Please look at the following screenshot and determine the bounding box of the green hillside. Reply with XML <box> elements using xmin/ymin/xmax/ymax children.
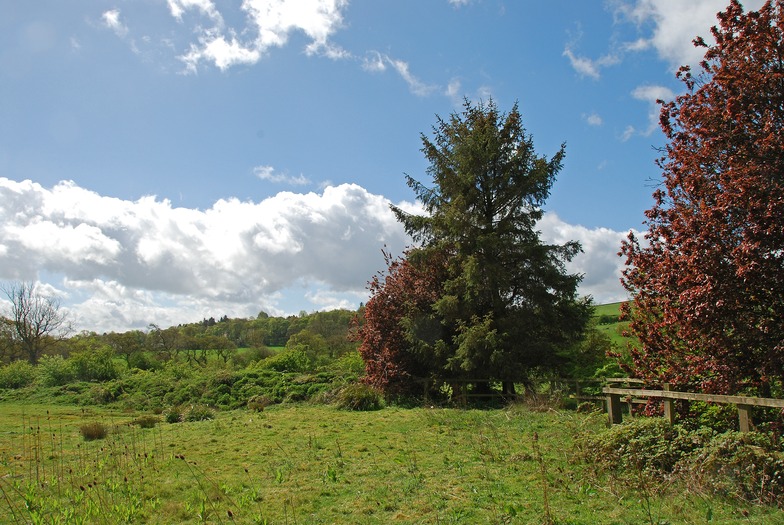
<box><xmin>592</xmin><ymin>301</ymin><xmax>638</xmax><ymax>351</ymax></box>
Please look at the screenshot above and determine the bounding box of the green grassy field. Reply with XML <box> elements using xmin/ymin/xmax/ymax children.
<box><xmin>1</xmin><ymin>402</ymin><xmax>781</xmax><ymax>524</ymax></box>
<box><xmin>592</xmin><ymin>301</ymin><xmax>638</xmax><ymax>352</ymax></box>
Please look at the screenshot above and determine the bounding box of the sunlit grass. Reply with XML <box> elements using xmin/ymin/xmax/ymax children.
<box><xmin>1</xmin><ymin>403</ymin><xmax>781</xmax><ymax>524</ymax></box>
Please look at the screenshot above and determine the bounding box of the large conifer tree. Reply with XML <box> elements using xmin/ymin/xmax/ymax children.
<box><xmin>377</xmin><ymin>99</ymin><xmax>591</xmax><ymax>393</ymax></box>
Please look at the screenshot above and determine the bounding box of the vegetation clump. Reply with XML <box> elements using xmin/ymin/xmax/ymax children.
<box><xmin>79</xmin><ymin>421</ymin><xmax>108</xmax><ymax>441</ymax></box>
<box><xmin>581</xmin><ymin>418</ymin><xmax>784</xmax><ymax>507</ymax></box>
<box><xmin>334</xmin><ymin>383</ymin><xmax>384</xmax><ymax>411</ymax></box>
<box><xmin>131</xmin><ymin>414</ymin><xmax>159</xmax><ymax>428</ymax></box>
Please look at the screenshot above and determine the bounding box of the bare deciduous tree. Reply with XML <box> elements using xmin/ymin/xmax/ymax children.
<box><xmin>1</xmin><ymin>281</ymin><xmax>70</xmax><ymax>364</ymax></box>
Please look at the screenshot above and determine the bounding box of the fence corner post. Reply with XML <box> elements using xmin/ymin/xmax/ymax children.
<box><xmin>738</xmin><ymin>404</ymin><xmax>752</xmax><ymax>432</ymax></box>
<box><xmin>607</xmin><ymin>393</ymin><xmax>623</xmax><ymax>425</ymax></box>
<box><xmin>662</xmin><ymin>383</ymin><xmax>675</xmax><ymax>424</ymax></box>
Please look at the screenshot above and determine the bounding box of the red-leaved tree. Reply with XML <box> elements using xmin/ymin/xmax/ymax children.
<box><xmin>621</xmin><ymin>0</ymin><xmax>784</xmax><ymax>395</ymax></box>
<box><xmin>354</xmin><ymin>248</ymin><xmax>449</xmax><ymax>396</ymax></box>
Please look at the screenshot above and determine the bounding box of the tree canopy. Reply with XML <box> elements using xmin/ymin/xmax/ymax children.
<box><xmin>359</xmin><ymin>99</ymin><xmax>591</xmax><ymax>395</ymax></box>
<box><xmin>620</xmin><ymin>0</ymin><xmax>784</xmax><ymax>395</ymax></box>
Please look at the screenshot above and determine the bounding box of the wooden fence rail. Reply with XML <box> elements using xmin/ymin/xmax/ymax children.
<box><xmin>602</xmin><ymin>383</ymin><xmax>784</xmax><ymax>432</ymax></box>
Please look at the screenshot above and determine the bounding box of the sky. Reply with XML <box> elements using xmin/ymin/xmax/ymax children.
<box><xmin>0</xmin><ymin>0</ymin><xmax>766</xmax><ymax>333</ymax></box>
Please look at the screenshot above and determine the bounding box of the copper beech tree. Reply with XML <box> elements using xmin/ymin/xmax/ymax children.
<box><xmin>621</xmin><ymin>0</ymin><xmax>784</xmax><ymax>395</ymax></box>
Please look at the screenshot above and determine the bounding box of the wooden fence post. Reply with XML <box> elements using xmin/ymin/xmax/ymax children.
<box><xmin>607</xmin><ymin>393</ymin><xmax>623</xmax><ymax>425</ymax></box>
<box><xmin>737</xmin><ymin>404</ymin><xmax>752</xmax><ymax>432</ymax></box>
<box><xmin>662</xmin><ymin>383</ymin><xmax>675</xmax><ymax>424</ymax></box>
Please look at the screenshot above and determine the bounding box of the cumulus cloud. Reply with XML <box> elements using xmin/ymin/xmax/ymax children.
<box><xmin>613</xmin><ymin>0</ymin><xmax>766</xmax><ymax>70</ymax></box>
<box><xmin>0</xmin><ymin>178</ymin><xmax>629</xmax><ymax>331</ymax></box>
<box><xmin>0</xmin><ymin>178</ymin><xmax>409</xmax><ymax>331</ymax></box>
<box><xmin>174</xmin><ymin>0</ymin><xmax>349</xmax><ymax>72</ymax></box>
<box><xmin>538</xmin><ymin>212</ymin><xmax>633</xmax><ymax>304</ymax></box>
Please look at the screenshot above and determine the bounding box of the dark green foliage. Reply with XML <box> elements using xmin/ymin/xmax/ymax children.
<box><xmin>364</xmin><ymin>99</ymin><xmax>592</xmax><ymax>395</ymax></box>
<box><xmin>0</xmin><ymin>307</ymin><xmax>370</xmax><ymax>415</ymax></box>
<box><xmin>79</xmin><ymin>422</ymin><xmax>108</xmax><ymax>441</ymax></box>
<box><xmin>334</xmin><ymin>383</ymin><xmax>384</xmax><ymax>411</ymax></box>
<box><xmin>164</xmin><ymin>406</ymin><xmax>183</xmax><ymax>424</ymax></box>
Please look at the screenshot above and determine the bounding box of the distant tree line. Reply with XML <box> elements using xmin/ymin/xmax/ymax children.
<box><xmin>0</xmin><ymin>282</ymin><xmax>359</xmax><ymax>370</ymax></box>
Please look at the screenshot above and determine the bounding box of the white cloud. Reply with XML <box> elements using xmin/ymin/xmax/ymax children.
<box><xmin>449</xmin><ymin>0</ymin><xmax>471</xmax><ymax>6</ymax></box>
<box><xmin>0</xmin><ymin>178</ymin><xmax>630</xmax><ymax>331</ymax></box>
<box><xmin>631</xmin><ymin>84</ymin><xmax>674</xmax><ymax>135</ymax></box>
<box><xmin>363</xmin><ymin>52</ymin><xmax>436</xmax><ymax>96</ymax></box>
<box><xmin>174</xmin><ymin>0</ymin><xmax>349</xmax><ymax>72</ymax></box>
<box><xmin>620</xmin><ymin>125</ymin><xmax>636</xmax><ymax>142</ymax></box>
<box><xmin>538</xmin><ymin>212</ymin><xmax>633</xmax><ymax>304</ymax></box>
<box><xmin>0</xmin><ymin>178</ymin><xmax>409</xmax><ymax>331</ymax></box>
<box><xmin>584</xmin><ymin>113</ymin><xmax>603</xmax><ymax>126</ymax></box>
<box><xmin>562</xmin><ymin>45</ymin><xmax>619</xmax><ymax>79</ymax></box>
<box><xmin>102</xmin><ymin>9</ymin><xmax>128</xmax><ymax>38</ymax></box>
<box><xmin>613</xmin><ymin>0</ymin><xmax>766</xmax><ymax>70</ymax></box>
<box><xmin>167</xmin><ymin>0</ymin><xmax>223</xmax><ymax>23</ymax></box>
<box><xmin>362</xmin><ymin>51</ymin><xmax>387</xmax><ymax>72</ymax></box>
<box><xmin>254</xmin><ymin>165</ymin><xmax>311</xmax><ymax>186</ymax></box>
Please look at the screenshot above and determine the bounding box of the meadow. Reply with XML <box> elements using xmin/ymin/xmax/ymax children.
<box><xmin>2</xmin><ymin>402</ymin><xmax>782</xmax><ymax>525</ymax></box>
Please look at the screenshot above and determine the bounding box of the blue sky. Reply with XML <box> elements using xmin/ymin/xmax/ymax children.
<box><xmin>0</xmin><ymin>0</ymin><xmax>764</xmax><ymax>332</ymax></box>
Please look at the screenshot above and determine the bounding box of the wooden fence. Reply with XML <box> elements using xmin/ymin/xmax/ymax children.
<box><xmin>602</xmin><ymin>380</ymin><xmax>784</xmax><ymax>432</ymax></box>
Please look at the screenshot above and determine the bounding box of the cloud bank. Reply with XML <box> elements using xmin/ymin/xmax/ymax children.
<box><xmin>0</xmin><ymin>178</ymin><xmax>630</xmax><ymax>332</ymax></box>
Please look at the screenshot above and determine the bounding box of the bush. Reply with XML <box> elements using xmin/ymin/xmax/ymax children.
<box><xmin>0</xmin><ymin>360</ymin><xmax>37</xmax><ymax>389</ymax></box>
<box><xmin>256</xmin><ymin>349</ymin><xmax>311</xmax><ymax>373</ymax></box>
<box><xmin>80</xmin><ymin>422</ymin><xmax>108</xmax><ymax>441</ymax></box>
<box><xmin>37</xmin><ymin>355</ymin><xmax>76</xmax><ymax>387</ymax></box>
<box><xmin>183</xmin><ymin>404</ymin><xmax>215</xmax><ymax>422</ymax></box>
<box><xmin>581</xmin><ymin>418</ymin><xmax>708</xmax><ymax>477</ymax></box>
<box><xmin>164</xmin><ymin>406</ymin><xmax>183</xmax><ymax>424</ymax></box>
<box><xmin>684</xmin><ymin>431</ymin><xmax>784</xmax><ymax>505</ymax></box>
<box><xmin>334</xmin><ymin>383</ymin><xmax>384</xmax><ymax>411</ymax></box>
<box><xmin>131</xmin><ymin>415</ymin><xmax>160</xmax><ymax>429</ymax></box>
<box><xmin>247</xmin><ymin>394</ymin><xmax>272</xmax><ymax>412</ymax></box>
<box><xmin>70</xmin><ymin>347</ymin><xmax>119</xmax><ymax>382</ymax></box>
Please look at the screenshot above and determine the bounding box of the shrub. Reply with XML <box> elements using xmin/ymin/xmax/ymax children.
<box><xmin>684</xmin><ymin>431</ymin><xmax>784</xmax><ymax>506</ymax></box>
<box><xmin>80</xmin><ymin>422</ymin><xmax>108</xmax><ymax>441</ymax></box>
<box><xmin>183</xmin><ymin>404</ymin><xmax>215</xmax><ymax>422</ymax></box>
<box><xmin>37</xmin><ymin>355</ymin><xmax>76</xmax><ymax>387</ymax></box>
<box><xmin>334</xmin><ymin>383</ymin><xmax>384</xmax><ymax>411</ymax></box>
<box><xmin>247</xmin><ymin>395</ymin><xmax>272</xmax><ymax>412</ymax></box>
<box><xmin>581</xmin><ymin>418</ymin><xmax>708</xmax><ymax>477</ymax></box>
<box><xmin>0</xmin><ymin>360</ymin><xmax>37</xmax><ymax>389</ymax></box>
<box><xmin>131</xmin><ymin>415</ymin><xmax>160</xmax><ymax>429</ymax></box>
<box><xmin>70</xmin><ymin>347</ymin><xmax>119</xmax><ymax>382</ymax></box>
<box><xmin>256</xmin><ymin>349</ymin><xmax>311</xmax><ymax>373</ymax></box>
<box><xmin>327</xmin><ymin>350</ymin><xmax>365</xmax><ymax>380</ymax></box>
<box><xmin>164</xmin><ymin>406</ymin><xmax>183</xmax><ymax>424</ymax></box>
